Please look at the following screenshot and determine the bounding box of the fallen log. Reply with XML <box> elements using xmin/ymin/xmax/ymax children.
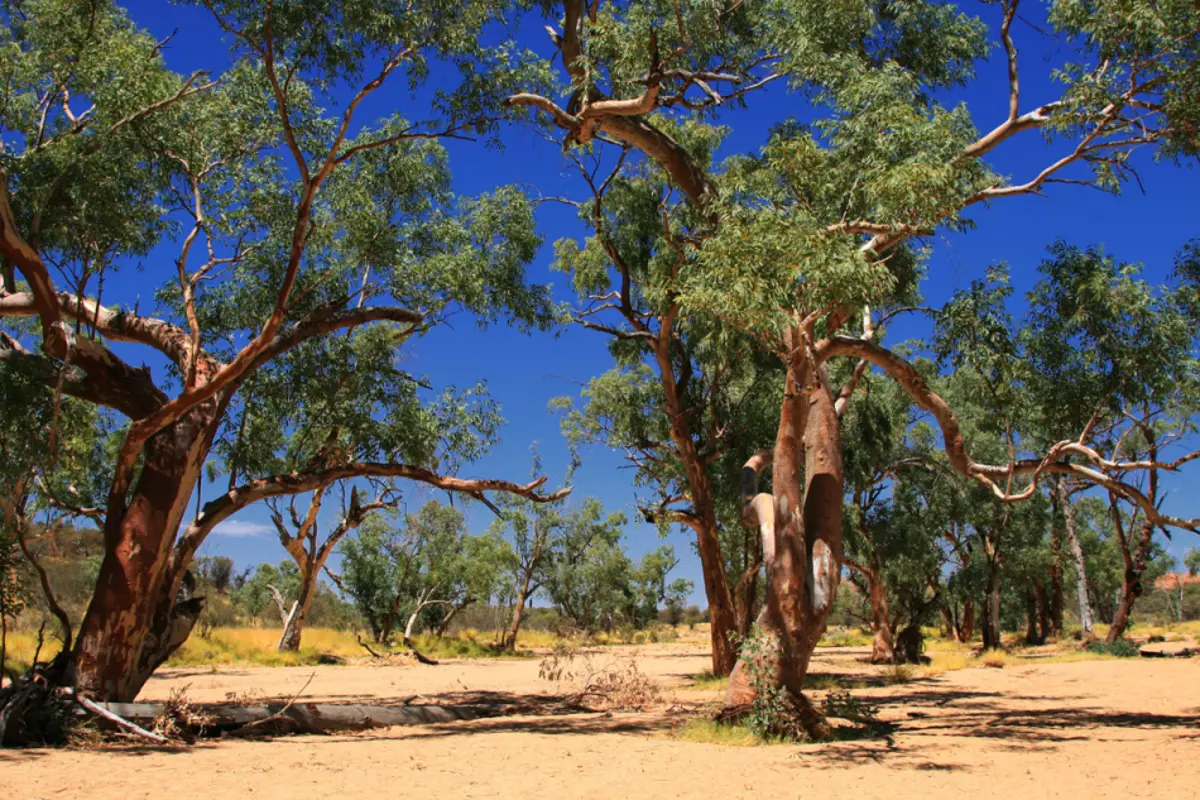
<box><xmin>74</xmin><ymin>693</ymin><xmax>169</xmax><ymax>744</ymax></box>
<box><xmin>94</xmin><ymin>700</ymin><xmax>509</xmax><ymax>736</ymax></box>
<box><xmin>1138</xmin><ymin>647</ymin><xmax>1197</xmax><ymax>658</ymax></box>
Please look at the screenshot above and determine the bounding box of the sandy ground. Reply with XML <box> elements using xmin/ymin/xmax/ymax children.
<box><xmin>2</xmin><ymin>644</ymin><xmax>1198</xmax><ymax>799</ymax></box>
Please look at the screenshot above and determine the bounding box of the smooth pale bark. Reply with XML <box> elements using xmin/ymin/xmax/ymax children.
<box><xmin>403</xmin><ymin>594</ymin><xmax>446</xmax><ymax>665</ymax></box>
<box><xmin>1057</xmin><ymin>481</ymin><xmax>1094</xmax><ymax>636</ymax></box>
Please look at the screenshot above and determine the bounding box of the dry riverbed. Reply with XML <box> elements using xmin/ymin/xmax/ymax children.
<box><xmin>2</xmin><ymin>643</ymin><xmax>1197</xmax><ymax>799</ymax></box>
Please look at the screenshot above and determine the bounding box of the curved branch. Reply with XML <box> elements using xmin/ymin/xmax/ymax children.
<box><xmin>0</xmin><ymin>330</ymin><xmax>163</xmax><ymax>418</ymax></box>
<box><xmin>171</xmin><ymin>464</ymin><xmax>570</xmax><ymax>577</ymax></box>
<box><xmin>0</xmin><ymin>180</ymin><xmax>168</xmax><ymax>418</ymax></box>
<box><xmin>0</xmin><ymin>291</ymin><xmax>205</xmax><ymax>373</ymax></box>
<box><xmin>819</xmin><ymin>335</ymin><xmax>1200</xmax><ymax>533</ymax></box>
<box><xmin>249</xmin><ymin>304</ymin><xmax>425</xmax><ymax>370</ymax></box>
<box><xmin>740</xmin><ymin>450</ymin><xmax>776</xmax><ymax>566</ymax></box>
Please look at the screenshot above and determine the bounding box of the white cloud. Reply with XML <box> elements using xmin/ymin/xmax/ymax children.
<box><xmin>211</xmin><ymin>520</ymin><xmax>274</xmax><ymax>538</ymax></box>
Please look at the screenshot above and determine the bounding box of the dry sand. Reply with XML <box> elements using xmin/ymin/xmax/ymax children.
<box><xmin>2</xmin><ymin>644</ymin><xmax>1197</xmax><ymax>799</ymax></box>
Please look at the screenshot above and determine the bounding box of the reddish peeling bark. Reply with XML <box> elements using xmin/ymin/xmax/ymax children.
<box><xmin>847</xmin><ymin>559</ymin><xmax>895</xmax><ymax>664</ymax></box>
<box><xmin>725</xmin><ymin>338</ymin><xmax>844</xmax><ymax>738</ymax></box>
<box><xmin>70</xmin><ymin>405</ymin><xmax>221</xmax><ymax>700</ymax></box>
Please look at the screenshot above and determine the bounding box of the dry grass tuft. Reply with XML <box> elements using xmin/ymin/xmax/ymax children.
<box><xmin>978</xmin><ymin>650</ymin><xmax>1008</xmax><ymax>668</ymax></box>
<box><xmin>922</xmin><ymin>651</ymin><xmax>970</xmax><ymax>676</ymax></box>
<box><xmin>883</xmin><ymin>664</ymin><xmax>916</xmax><ymax>685</ymax></box>
<box><xmin>152</xmin><ymin>686</ymin><xmax>213</xmax><ymax>743</ymax></box>
<box><xmin>672</xmin><ymin>718</ymin><xmax>762</xmax><ymax>746</ymax></box>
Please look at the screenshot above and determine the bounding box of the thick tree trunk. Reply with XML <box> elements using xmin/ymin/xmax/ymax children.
<box><xmin>726</xmin><ymin>350</ymin><xmax>843</xmax><ymax>741</ymax></box>
<box><xmin>1058</xmin><ymin>480</ymin><xmax>1093</xmax><ymax>636</ymax></box>
<box><xmin>69</xmin><ymin>411</ymin><xmax>217</xmax><ymax>701</ymax></box>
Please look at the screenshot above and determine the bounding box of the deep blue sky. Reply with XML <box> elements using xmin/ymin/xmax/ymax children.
<box><xmin>84</xmin><ymin>2</ymin><xmax>1200</xmax><ymax>598</ymax></box>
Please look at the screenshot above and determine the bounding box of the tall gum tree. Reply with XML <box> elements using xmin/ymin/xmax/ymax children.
<box><xmin>511</xmin><ymin>0</ymin><xmax>1200</xmax><ymax>730</ymax></box>
<box><xmin>550</xmin><ymin>135</ymin><xmax>782</xmax><ymax>674</ymax></box>
<box><xmin>0</xmin><ymin>0</ymin><xmax>566</xmax><ymax>701</ymax></box>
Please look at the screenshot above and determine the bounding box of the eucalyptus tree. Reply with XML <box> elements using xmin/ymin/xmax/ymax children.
<box><xmin>1020</xmin><ymin>243</ymin><xmax>1200</xmax><ymax>641</ymax></box>
<box><xmin>513</xmin><ymin>0</ymin><xmax>1200</xmax><ymax>729</ymax></box>
<box><xmin>490</xmin><ymin>495</ymin><xmax>627</xmax><ymax>646</ymax></box>
<box><xmin>840</xmin><ymin>367</ymin><xmax>930</xmax><ymax>663</ymax></box>
<box><xmin>334</xmin><ymin>501</ymin><xmax>502</xmax><ymax>649</ymax></box>
<box><xmin>265</xmin><ymin>483</ymin><xmax>401</xmax><ymax>651</ymax></box>
<box><xmin>551</xmin><ymin>139</ymin><xmax>781</xmax><ymax>673</ymax></box>
<box><xmin>0</xmin><ymin>0</ymin><xmax>566</xmax><ymax>701</ymax></box>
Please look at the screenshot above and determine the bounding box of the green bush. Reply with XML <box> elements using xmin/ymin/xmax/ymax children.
<box><xmin>1084</xmin><ymin>638</ymin><xmax>1141</xmax><ymax>658</ymax></box>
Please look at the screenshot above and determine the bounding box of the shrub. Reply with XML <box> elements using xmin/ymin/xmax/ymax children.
<box><xmin>1084</xmin><ymin>638</ymin><xmax>1141</xmax><ymax>658</ymax></box>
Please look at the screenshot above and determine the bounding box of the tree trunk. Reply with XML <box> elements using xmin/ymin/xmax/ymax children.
<box><xmin>866</xmin><ymin>574</ymin><xmax>895</xmax><ymax>664</ymax></box>
<box><xmin>436</xmin><ymin>602</ymin><xmax>465</xmax><ymax>637</ymax></box>
<box><xmin>1049</xmin><ymin>531</ymin><xmax>1064</xmax><ymax>639</ymax></box>
<box><xmin>1058</xmin><ymin>480</ymin><xmax>1093</xmax><ymax>636</ymax></box>
<box><xmin>403</xmin><ymin>598</ymin><xmax>440</xmax><ymax>665</ymax></box>
<box><xmin>940</xmin><ymin>604</ymin><xmax>958</xmax><ymax>641</ymax></box>
<box><xmin>1024</xmin><ymin>589</ymin><xmax>1043</xmax><ymax>645</ymax></box>
<box><xmin>1035</xmin><ymin>582</ymin><xmax>1050</xmax><ymax>642</ymax></box>
<box><xmin>695</xmin><ymin>521</ymin><xmax>739</xmax><ymax>675</ymax></box>
<box><xmin>503</xmin><ymin>570</ymin><xmax>533</xmax><ymax>651</ymax></box>
<box><xmin>650</xmin><ymin>326</ymin><xmax>739</xmax><ymax>676</ymax></box>
<box><xmin>277</xmin><ymin>580</ymin><xmax>314</xmax><ymax>653</ymax></box>
<box><xmin>848</xmin><ymin>561</ymin><xmax>894</xmax><ymax>664</ymax></box>
<box><xmin>69</xmin><ymin>412</ymin><xmax>217</xmax><ymax>701</ymax></box>
<box><xmin>959</xmin><ymin>600</ymin><xmax>975</xmax><ymax>644</ymax></box>
<box><xmin>982</xmin><ymin>564</ymin><xmax>1002</xmax><ymax>650</ymax></box>
<box><xmin>1107</xmin><ymin>583</ymin><xmax>1138</xmax><ymax>643</ymax></box>
<box><xmin>725</xmin><ymin>351</ymin><xmax>843</xmax><ymax>741</ymax></box>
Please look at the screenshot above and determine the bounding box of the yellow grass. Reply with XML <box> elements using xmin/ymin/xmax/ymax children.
<box><xmin>2</xmin><ymin>631</ymin><xmax>62</xmax><ymax>677</ymax></box>
<box><xmin>922</xmin><ymin>651</ymin><xmax>970</xmax><ymax>676</ymax></box>
<box><xmin>683</xmin><ymin>671</ymin><xmax>730</xmax><ymax>692</ymax></box>
<box><xmin>164</xmin><ymin>627</ymin><xmax>536</xmax><ymax>668</ymax></box>
<box><xmin>672</xmin><ymin>719</ymin><xmax>763</xmax><ymax>747</ymax></box>
<box><xmin>168</xmin><ymin>627</ymin><xmax>363</xmax><ymax>667</ymax></box>
<box><xmin>819</xmin><ymin>627</ymin><xmax>873</xmax><ymax>648</ymax></box>
<box><xmin>977</xmin><ymin>650</ymin><xmax>1008</xmax><ymax>668</ymax></box>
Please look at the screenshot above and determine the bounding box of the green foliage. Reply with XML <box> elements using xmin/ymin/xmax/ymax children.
<box><xmin>338</xmin><ymin>501</ymin><xmax>502</xmax><ymax>642</ymax></box>
<box><xmin>738</xmin><ymin>626</ymin><xmax>807</xmax><ymax>742</ymax></box>
<box><xmin>1185</xmin><ymin>548</ymin><xmax>1200</xmax><ymax>578</ymax></box>
<box><xmin>1083</xmin><ymin>637</ymin><xmax>1140</xmax><ymax>658</ymax></box>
